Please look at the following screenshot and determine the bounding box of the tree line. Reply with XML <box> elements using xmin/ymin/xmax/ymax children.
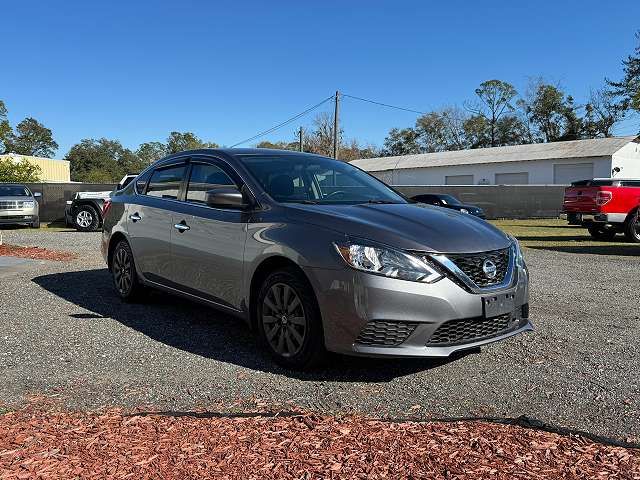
<box><xmin>1</xmin><ymin>32</ymin><xmax>639</xmax><ymax>183</ymax></box>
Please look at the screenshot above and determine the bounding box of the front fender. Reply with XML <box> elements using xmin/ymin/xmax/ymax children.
<box><xmin>242</xmin><ymin>221</ymin><xmax>347</xmax><ymax>305</ymax></box>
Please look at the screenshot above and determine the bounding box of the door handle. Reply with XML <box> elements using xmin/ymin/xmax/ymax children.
<box><xmin>173</xmin><ymin>221</ymin><xmax>190</xmax><ymax>232</ymax></box>
<box><xmin>129</xmin><ymin>213</ymin><xmax>141</xmax><ymax>222</ymax></box>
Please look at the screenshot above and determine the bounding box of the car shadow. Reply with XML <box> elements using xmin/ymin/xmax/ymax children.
<box><xmin>32</xmin><ymin>269</ymin><xmax>475</xmax><ymax>382</ymax></box>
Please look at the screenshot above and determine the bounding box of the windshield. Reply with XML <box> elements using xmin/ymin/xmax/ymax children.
<box><xmin>439</xmin><ymin>194</ymin><xmax>461</xmax><ymax>206</ymax></box>
<box><xmin>0</xmin><ymin>185</ymin><xmax>30</xmax><ymax>196</ymax></box>
<box><xmin>238</xmin><ymin>154</ymin><xmax>407</xmax><ymax>205</ymax></box>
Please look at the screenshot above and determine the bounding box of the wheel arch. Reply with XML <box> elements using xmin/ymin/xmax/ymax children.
<box><xmin>248</xmin><ymin>255</ymin><xmax>317</xmax><ymax>331</ymax></box>
<box><xmin>107</xmin><ymin>231</ymin><xmax>128</xmax><ymax>271</ymax></box>
<box><xmin>624</xmin><ymin>205</ymin><xmax>639</xmax><ymax>223</ymax></box>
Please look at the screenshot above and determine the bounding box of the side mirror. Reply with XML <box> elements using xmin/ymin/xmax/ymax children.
<box><xmin>205</xmin><ymin>186</ymin><xmax>250</xmax><ymax>210</ymax></box>
<box><xmin>33</xmin><ymin>192</ymin><xmax>42</xmax><ymax>198</ymax></box>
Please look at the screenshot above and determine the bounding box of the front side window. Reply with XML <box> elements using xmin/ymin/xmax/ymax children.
<box><xmin>238</xmin><ymin>154</ymin><xmax>406</xmax><ymax>205</ymax></box>
<box><xmin>146</xmin><ymin>165</ymin><xmax>186</xmax><ymax>199</ymax></box>
<box><xmin>186</xmin><ymin>163</ymin><xmax>236</xmax><ymax>204</ymax></box>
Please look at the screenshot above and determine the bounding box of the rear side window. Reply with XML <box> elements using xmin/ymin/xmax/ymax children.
<box><xmin>146</xmin><ymin>165</ymin><xmax>186</xmax><ymax>200</ymax></box>
<box><xmin>186</xmin><ymin>163</ymin><xmax>236</xmax><ymax>204</ymax></box>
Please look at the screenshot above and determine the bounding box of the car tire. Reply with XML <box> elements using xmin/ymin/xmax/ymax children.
<box><xmin>30</xmin><ymin>216</ymin><xmax>40</xmax><ymax>229</ymax></box>
<box><xmin>74</xmin><ymin>205</ymin><xmax>101</xmax><ymax>232</ymax></box>
<box><xmin>587</xmin><ymin>225</ymin><xmax>616</xmax><ymax>241</ymax></box>
<box><xmin>110</xmin><ymin>240</ymin><xmax>145</xmax><ymax>302</ymax></box>
<box><xmin>624</xmin><ymin>210</ymin><xmax>640</xmax><ymax>243</ymax></box>
<box><xmin>256</xmin><ymin>267</ymin><xmax>326</xmax><ymax>369</ymax></box>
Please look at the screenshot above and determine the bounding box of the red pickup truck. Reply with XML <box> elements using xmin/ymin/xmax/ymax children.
<box><xmin>562</xmin><ymin>178</ymin><xmax>640</xmax><ymax>242</ymax></box>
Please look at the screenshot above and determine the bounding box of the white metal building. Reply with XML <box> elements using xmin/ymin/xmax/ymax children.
<box><xmin>351</xmin><ymin>136</ymin><xmax>640</xmax><ymax>185</ymax></box>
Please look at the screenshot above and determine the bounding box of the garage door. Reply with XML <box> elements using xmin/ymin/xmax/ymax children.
<box><xmin>445</xmin><ymin>174</ymin><xmax>474</xmax><ymax>185</ymax></box>
<box><xmin>553</xmin><ymin>163</ymin><xmax>594</xmax><ymax>184</ymax></box>
<box><xmin>495</xmin><ymin>172</ymin><xmax>529</xmax><ymax>184</ymax></box>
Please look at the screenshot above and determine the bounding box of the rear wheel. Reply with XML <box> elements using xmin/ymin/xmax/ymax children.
<box><xmin>110</xmin><ymin>240</ymin><xmax>145</xmax><ymax>301</ymax></box>
<box><xmin>587</xmin><ymin>225</ymin><xmax>616</xmax><ymax>241</ymax></box>
<box><xmin>624</xmin><ymin>210</ymin><xmax>640</xmax><ymax>243</ymax></box>
<box><xmin>74</xmin><ymin>205</ymin><xmax>100</xmax><ymax>232</ymax></box>
<box><xmin>257</xmin><ymin>268</ymin><xmax>325</xmax><ymax>369</ymax></box>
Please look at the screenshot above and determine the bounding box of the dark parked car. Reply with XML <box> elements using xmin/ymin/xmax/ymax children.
<box><xmin>411</xmin><ymin>193</ymin><xmax>486</xmax><ymax>219</ymax></box>
<box><xmin>102</xmin><ymin>149</ymin><xmax>530</xmax><ymax>369</ymax></box>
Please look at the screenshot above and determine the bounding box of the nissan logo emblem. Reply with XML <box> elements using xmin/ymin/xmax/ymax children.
<box><xmin>482</xmin><ymin>259</ymin><xmax>497</xmax><ymax>279</ymax></box>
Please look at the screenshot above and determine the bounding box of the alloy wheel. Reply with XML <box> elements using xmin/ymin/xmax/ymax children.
<box><xmin>113</xmin><ymin>246</ymin><xmax>133</xmax><ymax>295</ymax></box>
<box><xmin>76</xmin><ymin>210</ymin><xmax>93</xmax><ymax>228</ymax></box>
<box><xmin>262</xmin><ymin>283</ymin><xmax>307</xmax><ymax>357</ymax></box>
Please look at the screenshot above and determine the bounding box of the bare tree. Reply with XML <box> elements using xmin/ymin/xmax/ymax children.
<box><xmin>466</xmin><ymin>80</ymin><xmax>518</xmax><ymax>147</ymax></box>
<box><xmin>583</xmin><ymin>88</ymin><xmax>625</xmax><ymax>138</ymax></box>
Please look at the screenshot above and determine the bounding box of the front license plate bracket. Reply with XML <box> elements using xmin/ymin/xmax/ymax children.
<box><xmin>483</xmin><ymin>292</ymin><xmax>516</xmax><ymax>318</ymax></box>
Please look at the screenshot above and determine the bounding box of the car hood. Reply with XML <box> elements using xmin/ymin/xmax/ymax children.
<box><xmin>284</xmin><ymin>203</ymin><xmax>511</xmax><ymax>253</ymax></box>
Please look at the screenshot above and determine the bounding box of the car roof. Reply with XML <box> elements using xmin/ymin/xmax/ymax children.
<box><xmin>0</xmin><ymin>183</ymin><xmax>28</xmax><ymax>187</ymax></box>
<box><xmin>157</xmin><ymin>148</ymin><xmax>328</xmax><ymax>163</ymax></box>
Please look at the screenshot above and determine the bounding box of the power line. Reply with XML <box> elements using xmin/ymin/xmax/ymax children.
<box><xmin>230</xmin><ymin>95</ymin><xmax>334</xmax><ymax>147</ymax></box>
<box><xmin>341</xmin><ymin>93</ymin><xmax>427</xmax><ymax>115</ymax></box>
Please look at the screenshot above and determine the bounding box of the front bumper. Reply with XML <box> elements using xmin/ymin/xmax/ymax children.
<box><xmin>308</xmin><ymin>264</ymin><xmax>531</xmax><ymax>358</ymax></box>
<box><xmin>0</xmin><ymin>210</ymin><xmax>38</xmax><ymax>225</ymax></box>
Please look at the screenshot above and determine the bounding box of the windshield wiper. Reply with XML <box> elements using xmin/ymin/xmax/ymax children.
<box><xmin>362</xmin><ymin>200</ymin><xmax>399</xmax><ymax>204</ymax></box>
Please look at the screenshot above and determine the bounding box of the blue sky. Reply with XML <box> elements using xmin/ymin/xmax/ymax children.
<box><xmin>3</xmin><ymin>0</ymin><xmax>640</xmax><ymax>157</ymax></box>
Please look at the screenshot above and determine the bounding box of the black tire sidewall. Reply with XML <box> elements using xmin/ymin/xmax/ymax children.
<box><xmin>111</xmin><ymin>240</ymin><xmax>142</xmax><ymax>301</ymax></box>
<box><xmin>256</xmin><ymin>268</ymin><xmax>325</xmax><ymax>369</ymax></box>
<box><xmin>624</xmin><ymin>211</ymin><xmax>640</xmax><ymax>243</ymax></box>
<box><xmin>74</xmin><ymin>205</ymin><xmax>100</xmax><ymax>232</ymax></box>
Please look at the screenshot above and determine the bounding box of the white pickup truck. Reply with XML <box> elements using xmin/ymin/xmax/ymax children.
<box><xmin>65</xmin><ymin>174</ymin><xmax>137</xmax><ymax>231</ymax></box>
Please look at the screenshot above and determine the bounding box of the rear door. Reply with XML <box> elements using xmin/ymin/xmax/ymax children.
<box><xmin>127</xmin><ymin>162</ymin><xmax>187</xmax><ymax>283</ymax></box>
<box><xmin>169</xmin><ymin>158</ymin><xmax>247</xmax><ymax>310</ymax></box>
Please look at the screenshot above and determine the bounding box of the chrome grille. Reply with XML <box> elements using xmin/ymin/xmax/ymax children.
<box><xmin>427</xmin><ymin>314</ymin><xmax>513</xmax><ymax>346</ymax></box>
<box><xmin>447</xmin><ymin>248</ymin><xmax>510</xmax><ymax>287</ymax></box>
<box><xmin>0</xmin><ymin>201</ymin><xmax>19</xmax><ymax>211</ymax></box>
<box><xmin>356</xmin><ymin>321</ymin><xmax>418</xmax><ymax>347</ymax></box>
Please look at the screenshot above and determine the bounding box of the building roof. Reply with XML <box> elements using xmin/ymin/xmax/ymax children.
<box><xmin>351</xmin><ymin>136</ymin><xmax>638</xmax><ymax>172</ymax></box>
<box><xmin>0</xmin><ymin>153</ymin><xmax>69</xmax><ymax>164</ymax></box>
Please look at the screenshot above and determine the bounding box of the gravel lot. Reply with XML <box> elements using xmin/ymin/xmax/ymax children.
<box><xmin>0</xmin><ymin>227</ymin><xmax>638</xmax><ymax>443</ymax></box>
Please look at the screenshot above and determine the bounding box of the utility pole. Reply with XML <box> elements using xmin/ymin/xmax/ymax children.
<box><xmin>333</xmin><ymin>90</ymin><xmax>340</xmax><ymax>159</ymax></box>
<box><xmin>298</xmin><ymin>127</ymin><xmax>303</xmax><ymax>152</ymax></box>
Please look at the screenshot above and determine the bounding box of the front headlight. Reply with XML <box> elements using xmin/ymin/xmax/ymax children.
<box><xmin>459</xmin><ymin>208</ymin><xmax>469</xmax><ymax>214</ymax></box>
<box><xmin>22</xmin><ymin>201</ymin><xmax>35</xmax><ymax>208</ymax></box>
<box><xmin>334</xmin><ymin>240</ymin><xmax>443</xmax><ymax>283</ymax></box>
<box><xmin>509</xmin><ymin>235</ymin><xmax>525</xmax><ymax>269</ymax></box>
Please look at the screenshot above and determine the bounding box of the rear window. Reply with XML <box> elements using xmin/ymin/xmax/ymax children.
<box><xmin>570</xmin><ymin>179</ymin><xmax>617</xmax><ymax>187</ymax></box>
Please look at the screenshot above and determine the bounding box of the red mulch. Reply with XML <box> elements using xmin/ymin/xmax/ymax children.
<box><xmin>0</xmin><ymin>406</ymin><xmax>637</xmax><ymax>479</ymax></box>
<box><xmin>0</xmin><ymin>244</ymin><xmax>76</xmax><ymax>262</ymax></box>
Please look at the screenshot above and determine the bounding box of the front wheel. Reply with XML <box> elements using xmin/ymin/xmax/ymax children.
<box><xmin>587</xmin><ymin>225</ymin><xmax>616</xmax><ymax>241</ymax></box>
<box><xmin>624</xmin><ymin>211</ymin><xmax>640</xmax><ymax>243</ymax></box>
<box><xmin>110</xmin><ymin>240</ymin><xmax>145</xmax><ymax>302</ymax></box>
<box><xmin>30</xmin><ymin>216</ymin><xmax>40</xmax><ymax>229</ymax></box>
<box><xmin>256</xmin><ymin>268</ymin><xmax>326</xmax><ymax>369</ymax></box>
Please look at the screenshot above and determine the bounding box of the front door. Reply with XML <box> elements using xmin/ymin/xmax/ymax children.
<box><xmin>169</xmin><ymin>160</ymin><xmax>247</xmax><ymax>310</ymax></box>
